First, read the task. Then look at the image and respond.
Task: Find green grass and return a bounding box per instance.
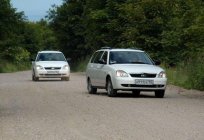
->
[71,56,90,72]
[166,67,189,88]
[166,60,204,91]
[0,61,31,73]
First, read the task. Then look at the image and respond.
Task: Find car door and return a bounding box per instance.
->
[88,51,104,86]
[96,51,108,87]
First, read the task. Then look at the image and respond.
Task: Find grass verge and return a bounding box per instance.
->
[71,56,90,72]
[166,60,204,91]
[0,61,31,73]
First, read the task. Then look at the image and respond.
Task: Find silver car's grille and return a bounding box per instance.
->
[44,67,61,70]
[130,73,156,78]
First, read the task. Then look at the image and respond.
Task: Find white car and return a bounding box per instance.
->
[32,51,70,81]
[86,48,167,98]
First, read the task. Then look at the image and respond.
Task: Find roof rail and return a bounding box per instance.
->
[101,46,111,49]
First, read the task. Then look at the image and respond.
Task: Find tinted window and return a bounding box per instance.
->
[101,51,108,64]
[93,51,104,63]
[109,51,153,64]
[36,53,66,61]
[90,52,98,63]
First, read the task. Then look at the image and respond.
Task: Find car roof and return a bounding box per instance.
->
[99,48,144,52]
[38,51,62,53]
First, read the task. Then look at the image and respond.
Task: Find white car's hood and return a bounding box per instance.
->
[35,61,68,67]
[110,64,164,74]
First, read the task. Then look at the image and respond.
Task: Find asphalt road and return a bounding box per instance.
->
[0,71,204,140]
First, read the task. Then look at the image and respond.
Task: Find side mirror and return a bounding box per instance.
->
[154,60,161,65]
[98,59,106,64]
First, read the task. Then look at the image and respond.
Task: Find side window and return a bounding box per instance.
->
[91,51,103,63]
[90,52,98,63]
[101,51,108,64]
[93,51,104,63]
[36,53,45,61]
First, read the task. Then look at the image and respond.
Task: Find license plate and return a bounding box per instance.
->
[47,71,59,74]
[135,79,154,85]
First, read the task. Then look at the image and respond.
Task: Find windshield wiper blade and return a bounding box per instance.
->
[130,61,147,64]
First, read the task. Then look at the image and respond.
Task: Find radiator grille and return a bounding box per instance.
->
[130,73,156,78]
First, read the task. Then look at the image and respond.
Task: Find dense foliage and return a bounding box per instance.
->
[48,0,204,65]
[0,0,203,90]
[47,0,204,90]
[0,0,56,69]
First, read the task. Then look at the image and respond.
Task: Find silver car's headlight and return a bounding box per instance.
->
[62,65,69,70]
[158,71,166,78]
[116,70,129,77]
[36,65,43,70]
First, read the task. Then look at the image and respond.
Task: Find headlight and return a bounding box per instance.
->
[158,71,166,78]
[63,65,69,70]
[116,70,128,77]
[36,65,43,70]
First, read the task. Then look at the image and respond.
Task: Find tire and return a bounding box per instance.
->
[155,90,165,98]
[87,79,97,94]
[132,90,140,97]
[62,77,70,81]
[32,71,39,81]
[32,74,35,81]
[65,77,70,81]
[107,78,117,97]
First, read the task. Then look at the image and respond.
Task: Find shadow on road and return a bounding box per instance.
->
[90,91,156,98]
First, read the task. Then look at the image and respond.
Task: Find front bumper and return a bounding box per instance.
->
[112,77,167,91]
[35,69,70,78]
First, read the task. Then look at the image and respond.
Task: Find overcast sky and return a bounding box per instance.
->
[11,0,63,21]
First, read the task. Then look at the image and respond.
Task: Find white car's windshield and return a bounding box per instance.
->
[36,53,66,61]
[109,51,153,65]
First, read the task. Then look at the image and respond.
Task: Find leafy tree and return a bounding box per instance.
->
[22,20,57,59]
[48,0,204,66]
[0,0,31,63]
[0,0,57,64]
[48,0,86,60]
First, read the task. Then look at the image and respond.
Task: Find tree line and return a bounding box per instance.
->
[0,0,57,64]
[0,0,203,89]
[48,0,204,66]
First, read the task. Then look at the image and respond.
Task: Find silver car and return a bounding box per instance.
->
[86,48,167,98]
[32,51,70,81]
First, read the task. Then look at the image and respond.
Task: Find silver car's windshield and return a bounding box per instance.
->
[109,51,153,65]
[36,53,66,61]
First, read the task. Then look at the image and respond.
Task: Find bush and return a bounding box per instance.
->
[166,64,189,88]
[166,52,204,91]
[186,53,204,90]
[71,56,91,72]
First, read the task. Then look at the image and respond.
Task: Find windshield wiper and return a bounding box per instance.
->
[130,61,147,64]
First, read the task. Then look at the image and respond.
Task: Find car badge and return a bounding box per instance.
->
[51,67,55,70]
[141,74,146,77]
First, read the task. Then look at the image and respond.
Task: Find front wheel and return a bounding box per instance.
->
[62,77,70,81]
[132,90,140,97]
[155,90,165,98]
[87,79,97,94]
[107,78,117,97]
[32,71,39,81]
